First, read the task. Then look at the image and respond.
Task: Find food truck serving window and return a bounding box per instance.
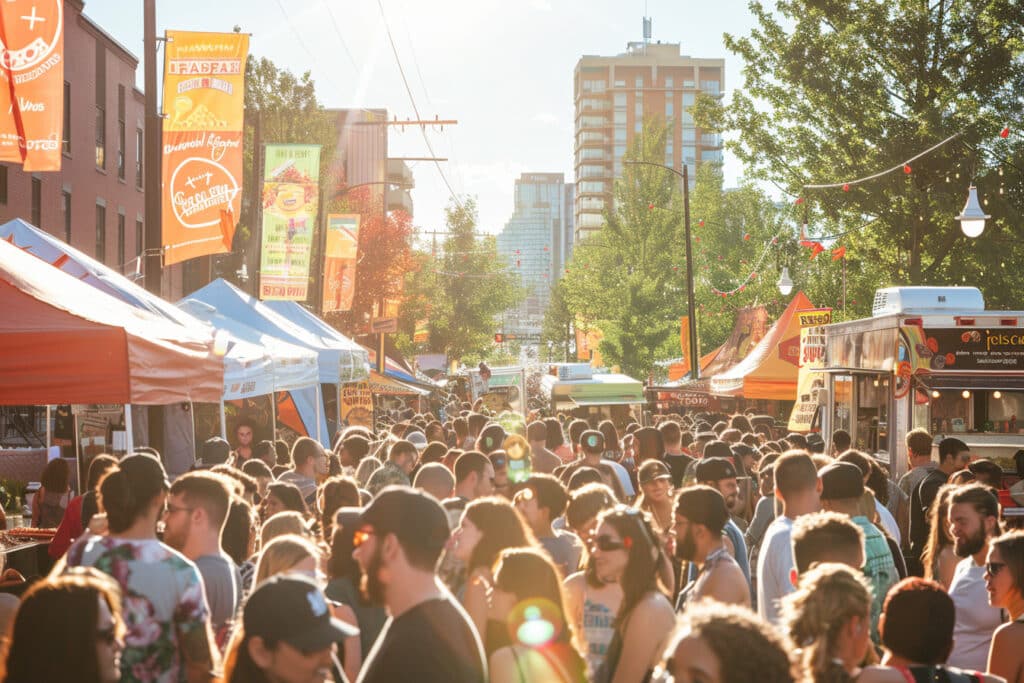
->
[918,377,1024,434]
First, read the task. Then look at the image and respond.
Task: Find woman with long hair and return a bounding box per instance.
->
[450,496,536,650]
[252,534,360,681]
[260,481,308,522]
[783,563,874,683]
[921,484,959,588]
[589,505,674,683]
[986,531,1024,682]
[33,456,71,528]
[652,601,795,683]
[487,548,588,682]
[1,569,124,683]
[599,420,623,461]
[546,417,573,463]
[316,476,359,540]
[64,452,218,683]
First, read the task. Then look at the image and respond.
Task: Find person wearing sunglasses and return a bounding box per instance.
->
[986,531,1024,682]
[588,506,675,683]
[1,569,125,683]
[946,484,1005,672]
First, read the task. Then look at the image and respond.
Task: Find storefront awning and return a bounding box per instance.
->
[571,397,646,407]
[368,372,431,396]
[915,374,1024,391]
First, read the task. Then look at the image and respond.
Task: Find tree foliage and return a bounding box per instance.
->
[713,0,1024,312]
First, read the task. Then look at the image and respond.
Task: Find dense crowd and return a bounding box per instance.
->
[0,407,1021,683]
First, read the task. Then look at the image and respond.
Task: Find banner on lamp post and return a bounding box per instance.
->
[321,214,360,313]
[160,31,248,265]
[0,0,65,171]
[259,144,321,300]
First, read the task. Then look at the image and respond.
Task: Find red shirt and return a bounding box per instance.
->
[48,494,84,559]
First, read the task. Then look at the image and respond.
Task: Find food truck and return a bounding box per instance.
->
[464,366,528,417]
[812,286,1024,480]
[541,364,645,429]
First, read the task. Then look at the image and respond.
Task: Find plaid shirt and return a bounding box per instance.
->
[853,515,898,643]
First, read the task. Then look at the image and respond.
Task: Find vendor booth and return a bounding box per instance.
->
[542,365,645,430]
[709,292,816,416]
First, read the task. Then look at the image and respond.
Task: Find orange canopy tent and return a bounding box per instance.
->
[0,237,223,405]
[709,292,814,401]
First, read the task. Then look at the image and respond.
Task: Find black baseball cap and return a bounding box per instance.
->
[819,462,864,500]
[478,424,507,454]
[243,574,357,650]
[358,486,450,564]
[675,485,728,534]
[580,430,605,453]
[638,460,672,486]
[695,457,737,483]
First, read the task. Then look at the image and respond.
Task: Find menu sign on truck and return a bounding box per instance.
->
[0,0,64,171]
[919,328,1024,371]
[161,31,249,265]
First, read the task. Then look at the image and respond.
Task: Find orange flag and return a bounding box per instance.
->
[831,246,847,261]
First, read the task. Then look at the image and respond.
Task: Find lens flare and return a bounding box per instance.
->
[509,598,563,648]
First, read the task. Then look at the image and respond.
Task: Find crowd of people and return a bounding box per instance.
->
[0,407,1022,683]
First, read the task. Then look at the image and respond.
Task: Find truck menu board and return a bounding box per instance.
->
[918,328,1024,371]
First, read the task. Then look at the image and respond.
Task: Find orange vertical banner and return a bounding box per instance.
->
[161,31,249,265]
[0,1,65,171]
[679,316,692,375]
[322,214,360,313]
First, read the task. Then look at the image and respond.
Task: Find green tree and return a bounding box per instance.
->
[711,0,1024,312]
[419,198,525,363]
[561,119,685,378]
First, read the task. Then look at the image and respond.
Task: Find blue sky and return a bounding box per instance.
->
[86,0,759,236]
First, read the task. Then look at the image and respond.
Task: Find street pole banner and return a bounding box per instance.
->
[0,0,65,171]
[259,144,321,300]
[322,214,360,313]
[161,30,248,265]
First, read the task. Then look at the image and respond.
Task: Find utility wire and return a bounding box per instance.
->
[375,0,463,209]
[321,0,359,75]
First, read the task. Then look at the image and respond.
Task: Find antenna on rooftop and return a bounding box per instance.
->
[643,16,652,44]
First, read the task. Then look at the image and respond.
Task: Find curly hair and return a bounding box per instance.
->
[783,563,873,683]
[659,601,795,683]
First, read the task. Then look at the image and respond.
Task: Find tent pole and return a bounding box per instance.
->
[336,383,342,433]
[124,405,134,456]
[219,398,227,440]
[189,401,197,464]
[271,393,278,442]
[45,405,52,449]
[316,388,323,445]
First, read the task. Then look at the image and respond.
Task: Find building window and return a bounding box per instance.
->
[635,77,643,88]
[117,213,126,269]
[700,80,721,95]
[95,106,106,169]
[31,177,41,226]
[683,127,696,143]
[0,166,6,204]
[62,81,71,155]
[614,79,625,88]
[614,126,627,142]
[136,219,143,257]
[665,77,673,89]
[63,191,71,243]
[666,144,674,167]
[117,86,126,180]
[666,102,674,118]
[136,129,143,189]
[613,92,626,108]
[683,79,695,88]
[95,203,106,263]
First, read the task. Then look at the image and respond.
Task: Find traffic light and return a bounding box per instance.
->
[494,333,505,343]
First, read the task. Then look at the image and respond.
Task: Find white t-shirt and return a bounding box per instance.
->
[948,556,1004,672]
[874,498,901,546]
[756,515,795,625]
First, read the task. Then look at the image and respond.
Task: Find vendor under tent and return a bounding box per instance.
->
[709,292,815,404]
[183,279,355,445]
[264,300,370,382]
[0,236,223,458]
[177,298,321,443]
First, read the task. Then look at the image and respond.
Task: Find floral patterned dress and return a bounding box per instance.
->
[67,536,211,683]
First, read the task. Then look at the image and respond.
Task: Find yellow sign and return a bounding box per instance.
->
[340,382,373,429]
[789,308,832,432]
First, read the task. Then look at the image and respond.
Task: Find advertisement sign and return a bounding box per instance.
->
[161,31,248,265]
[917,328,1024,371]
[576,323,604,367]
[789,310,831,432]
[322,214,360,313]
[259,144,321,300]
[340,382,373,429]
[0,0,65,171]
[413,319,430,344]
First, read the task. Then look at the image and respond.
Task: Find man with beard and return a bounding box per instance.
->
[909,436,971,573]
[947,483,1006,672]
[673,486,750,611]
[280,437,330,506]
[695,457,751,588]
[162,471,241,641]
[353,486,486,683]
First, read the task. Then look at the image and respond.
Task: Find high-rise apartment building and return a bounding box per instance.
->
[574,30,724,241]
[496,173,573,340]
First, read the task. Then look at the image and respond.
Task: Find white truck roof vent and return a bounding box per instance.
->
[871,286,985,317]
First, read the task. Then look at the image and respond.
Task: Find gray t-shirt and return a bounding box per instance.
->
[278,470,318,503]
[539,530,584,577]
[194,553,241,635]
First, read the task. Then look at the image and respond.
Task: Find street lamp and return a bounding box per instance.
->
[777,267,794,296]
[957,185,990,238]
[623,159,700,380]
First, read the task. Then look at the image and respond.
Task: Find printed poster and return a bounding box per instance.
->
[789,308,832,432]
[259,144,321,300]
[322,214,360,313]
[161,31,248,265]
[0,0,65,171]
[340,382,373,429]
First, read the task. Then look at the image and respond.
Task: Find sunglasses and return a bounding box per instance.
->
[590,535,627,552]
[986,561,1006,577]
[352,528,375,548]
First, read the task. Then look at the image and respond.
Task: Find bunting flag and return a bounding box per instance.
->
[831,246,847,261]
[0,1,65,171]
